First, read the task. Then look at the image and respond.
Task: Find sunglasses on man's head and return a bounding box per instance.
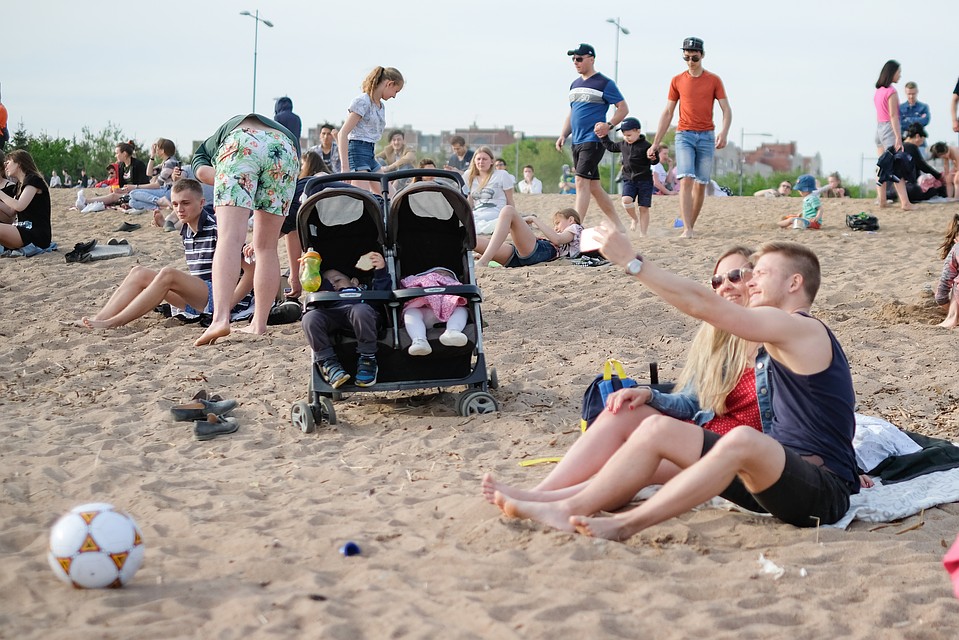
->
[683,54,701,62]
[710,267,752,290]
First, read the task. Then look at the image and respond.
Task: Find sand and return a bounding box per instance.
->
[2,188,959,639]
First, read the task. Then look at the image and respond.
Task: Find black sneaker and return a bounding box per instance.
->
[319,358,350,389]
[355,355,378,387]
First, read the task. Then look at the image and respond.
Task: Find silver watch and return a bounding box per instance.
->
[625,255,644,276]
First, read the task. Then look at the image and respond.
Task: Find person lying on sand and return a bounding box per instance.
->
[494,232,859,541]
[78,179,254,329]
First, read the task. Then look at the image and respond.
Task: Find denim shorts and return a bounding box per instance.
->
[674,130,715,184]
[505,238,558,267]
[701,430,853,527]
[184,279,214,316]
[622,179,654,207]
[347,140,381,172]
[213,127,298,216]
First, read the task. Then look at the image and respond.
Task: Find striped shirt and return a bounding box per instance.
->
[181,205,254,317]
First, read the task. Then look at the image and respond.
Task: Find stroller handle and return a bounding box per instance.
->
[304,169,465,196]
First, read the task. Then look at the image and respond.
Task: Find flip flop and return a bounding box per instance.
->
[171,397,238,421]
[194,414,239,441]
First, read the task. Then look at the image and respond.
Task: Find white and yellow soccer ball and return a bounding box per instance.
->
[47,503,145,589]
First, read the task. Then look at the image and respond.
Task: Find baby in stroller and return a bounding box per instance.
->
[401,266,469,356]
[301,252,389,388]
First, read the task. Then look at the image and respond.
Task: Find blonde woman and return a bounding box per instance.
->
[482,245,766,505]
[463,145,517,236]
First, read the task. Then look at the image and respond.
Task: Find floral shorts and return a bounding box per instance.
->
[213,127,298,216]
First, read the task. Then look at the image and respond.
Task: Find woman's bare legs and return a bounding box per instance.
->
[238,210,284,335]
[195,205,249,346]
[475,206,535,266]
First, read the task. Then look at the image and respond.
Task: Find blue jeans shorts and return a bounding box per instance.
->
[184,279,214,316]
[622,179,654,207]
[505,238,558,267]
[674,130,715,184]
[347,140,381,172]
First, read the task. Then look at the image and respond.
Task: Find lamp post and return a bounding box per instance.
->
[605,18,630,193]
[239,10,274,113]
[513,131,523,183]
[738,128,772,195]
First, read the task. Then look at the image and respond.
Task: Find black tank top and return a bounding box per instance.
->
[768,313,859,490]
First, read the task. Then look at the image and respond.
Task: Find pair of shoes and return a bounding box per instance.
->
[115,221,141,232]
[163,220,176,232]
[0,249,23,258]
[75,191,86,210]
[170,397,238,421]
[355,354,378,387]
[107,238,129,246]
[267,300,302,325]
[65,239,97,263]
[194,413,239,441]
[408,338,431,356]
[439,330,468,347]
[319,358,350,389]
[81,201,105,213]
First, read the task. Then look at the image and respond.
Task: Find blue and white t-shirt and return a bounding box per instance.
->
[347,94,386,143]
[569,73,625,145]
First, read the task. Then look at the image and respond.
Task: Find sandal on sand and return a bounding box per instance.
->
[171,397,238,421]
[194,414,239,441]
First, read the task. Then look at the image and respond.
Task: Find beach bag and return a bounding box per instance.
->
[580,359,638,431]
[846,212,879,232]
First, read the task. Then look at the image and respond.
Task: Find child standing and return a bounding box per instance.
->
[595,117,658,235]
[936,213,959,328]
[474,208,583,268]
[778,174,822,229]
[400,267,469,356]
[337,67,404,193]
[301,253,390,388]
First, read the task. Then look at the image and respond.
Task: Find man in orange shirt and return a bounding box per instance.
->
[648,37,731,238]
[0,86,8,150]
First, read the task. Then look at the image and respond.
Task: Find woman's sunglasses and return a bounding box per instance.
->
[711,267,752,290]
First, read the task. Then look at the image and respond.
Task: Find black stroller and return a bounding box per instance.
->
[290,170,498,432]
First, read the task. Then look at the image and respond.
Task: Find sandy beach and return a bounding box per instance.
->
[2,188,959,639]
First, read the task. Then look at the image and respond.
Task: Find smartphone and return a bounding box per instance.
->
[579,227,603,253]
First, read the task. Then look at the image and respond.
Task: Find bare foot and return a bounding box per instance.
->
[680,229,695,238]
[475,259,490,268]
[81,317,114,329]
[195,322,231,346]
[629,218,638,231]
[237,324,267,336]
[570,514,631,541]
[499,496,576,532]
[901,203,916,211]
[937,318,958,328]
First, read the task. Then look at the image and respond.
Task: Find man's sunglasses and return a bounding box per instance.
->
[683,54,702,62]
[711,267,752,290]
[572,56,591,62]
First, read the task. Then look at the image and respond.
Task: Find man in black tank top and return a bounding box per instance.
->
[498,236,858,541]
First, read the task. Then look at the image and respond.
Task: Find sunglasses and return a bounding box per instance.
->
[572,56,589,62]
[710,267,752,290]
[682,54,702,62]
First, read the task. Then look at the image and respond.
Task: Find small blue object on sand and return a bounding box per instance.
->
[673,218,684,228]
[339,541,361,557]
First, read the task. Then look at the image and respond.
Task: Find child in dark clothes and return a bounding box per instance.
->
[596,117,659,236]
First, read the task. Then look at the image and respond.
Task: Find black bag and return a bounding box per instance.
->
[580,360,638,431]
[846,212,879,232]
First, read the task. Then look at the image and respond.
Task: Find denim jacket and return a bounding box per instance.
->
[646,348,774,434]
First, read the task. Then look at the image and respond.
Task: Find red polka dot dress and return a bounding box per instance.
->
[703,369,763,436]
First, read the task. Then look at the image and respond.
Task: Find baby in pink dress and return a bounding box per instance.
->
[399,267,468,356]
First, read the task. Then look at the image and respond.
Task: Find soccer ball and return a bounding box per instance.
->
[47,502,145,589]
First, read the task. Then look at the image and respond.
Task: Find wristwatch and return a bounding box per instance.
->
[625,254,644,276]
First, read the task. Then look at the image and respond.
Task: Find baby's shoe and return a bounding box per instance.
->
[319,358,350,389]
[408,338,432,356]
[439,330,468,347]
[355,355,378,387]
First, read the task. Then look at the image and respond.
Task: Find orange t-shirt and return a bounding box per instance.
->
[667,70,726,132]
[0,103,7,130]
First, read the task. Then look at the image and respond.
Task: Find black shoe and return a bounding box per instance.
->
[319,358,350,389]
[355,355,378,387]
[114,221,141,232]
[267,300,302,325]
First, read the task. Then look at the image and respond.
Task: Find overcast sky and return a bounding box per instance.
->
[7,0,958,184]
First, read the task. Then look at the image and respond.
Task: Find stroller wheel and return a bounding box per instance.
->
[458,390,499,417]
[291,401,316,434]
[318,396,337,425]
[488,367,498,390]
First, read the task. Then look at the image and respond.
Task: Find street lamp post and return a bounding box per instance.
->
[239,10,274,113]
[738,128,772,196]
[513,131,523,182]
[605,17,630,193]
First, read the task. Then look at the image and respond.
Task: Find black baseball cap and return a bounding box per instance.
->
[617,117,641,131]
[567,43,596,57]
[681,37,704,52]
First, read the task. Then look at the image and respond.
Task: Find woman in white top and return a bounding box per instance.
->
[463,146,517,235]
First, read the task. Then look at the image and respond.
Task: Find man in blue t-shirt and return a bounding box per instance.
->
[556,43,629,232]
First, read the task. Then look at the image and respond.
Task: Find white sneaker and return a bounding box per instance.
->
[440,330,468,347]
[75,191,86,210]
[408,338,432,356]
[82,201,105,213]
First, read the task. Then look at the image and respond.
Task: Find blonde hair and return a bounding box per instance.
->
[940,213,959,260]
[464,146,495,191]
[673,246,754,416]
[362,66,404,99]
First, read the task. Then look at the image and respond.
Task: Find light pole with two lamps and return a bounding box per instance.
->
[738,128,772,196]
[239,10,274,113]
[605,17,629,193]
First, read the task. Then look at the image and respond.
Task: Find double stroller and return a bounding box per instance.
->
[290,169,498,432]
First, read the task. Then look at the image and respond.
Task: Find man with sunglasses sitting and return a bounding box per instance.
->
[556,43,630,233]
[647,37,732,238]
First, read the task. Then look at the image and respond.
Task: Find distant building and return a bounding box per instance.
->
[738,142,822,176]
